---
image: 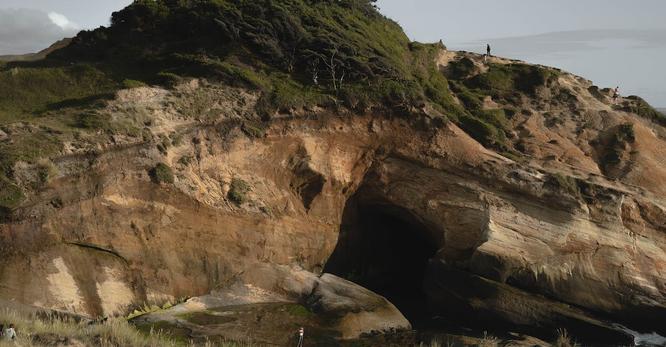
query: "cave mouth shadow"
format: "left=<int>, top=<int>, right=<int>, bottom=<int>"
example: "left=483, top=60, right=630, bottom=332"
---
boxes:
left=324, top=194, right=439, bottom=327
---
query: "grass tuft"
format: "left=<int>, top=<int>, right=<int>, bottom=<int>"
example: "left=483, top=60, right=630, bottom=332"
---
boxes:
left=228, top=178, right=250, bottom=205
left=0, top=175, right=24, bottom=211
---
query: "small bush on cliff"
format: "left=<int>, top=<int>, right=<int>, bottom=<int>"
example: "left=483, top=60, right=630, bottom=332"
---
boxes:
left=548, top=173, right=580, bottom=197
left=447, top=57, right=477, bottom=80
left=149, top=163, right=174, bottom=184
left=228, top=178, right=250, bottom=205
left=0, top=175, right=24, bottom=211
left=621, top=96, right=666, bottom=126
left=122, top=79, right=147, bottom=89
left=616, top=123, right=635, bottom=144
left=601, top=123, right=635, bottom=168
left=467, top=63, right=559, bottom=98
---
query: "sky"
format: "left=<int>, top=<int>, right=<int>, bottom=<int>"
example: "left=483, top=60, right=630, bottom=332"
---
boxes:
left=0, top=0, right=664, bottom=106
left=378, top=0, right=666, bottom=106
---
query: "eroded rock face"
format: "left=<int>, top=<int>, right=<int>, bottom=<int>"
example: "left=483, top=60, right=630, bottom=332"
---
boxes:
left=1, top=71, right=665, bottom=343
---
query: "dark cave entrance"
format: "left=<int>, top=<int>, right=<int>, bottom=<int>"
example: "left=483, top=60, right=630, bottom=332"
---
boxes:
left=324, top=194, right=439, bottom=327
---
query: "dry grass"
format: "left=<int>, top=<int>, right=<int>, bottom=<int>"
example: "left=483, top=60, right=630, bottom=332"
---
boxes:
left=478, top=331, right=499, bottom=347
left=0, top=308, right=257, bottom=347
left=554, top=328, right=578, bottom=347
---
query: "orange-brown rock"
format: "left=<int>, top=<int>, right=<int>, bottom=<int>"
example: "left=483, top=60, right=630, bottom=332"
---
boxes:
left=1, top=57, right=665, bottom=342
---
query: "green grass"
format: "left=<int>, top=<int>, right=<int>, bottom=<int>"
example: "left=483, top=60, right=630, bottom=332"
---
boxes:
left=446, top=57, right=477, bottom=80
left=123, top=79, right=148, bottom=89
left=0, top=64, right=117, bottom=124
left=149, top=163, right=175, bottom=184
left=466, top=63, right=559, bottom=98
left=46, top=0, right=459, bottom=116
left=241, top=121, right=267, bottom=138
left=285, top=304, right=314, bottom=318
left=0, top=308, right=181, bottom=347
left=0, top=129, right=63, bottom=176
left=621, top=96, right=666, bottom=126
left=0, top=0, right=588, bottom=197
left=177, top=311, right=236, bottom=325
left=446, top=79, right=511, bottom=147
left=228, top=178, right=250, bottom=205
left=0, top=175, right=24, bottom=211
left=548, top=173, right=580, bottom=197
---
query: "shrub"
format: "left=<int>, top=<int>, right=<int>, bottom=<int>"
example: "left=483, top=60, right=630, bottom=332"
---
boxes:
left=616, top=123, right=635, bottom=143
left=36, top=159, right=58, bottom=186
left=149, top=163, right=174, bottom=184
left=44, top=0, right=464, bottom=117
left=122, top=79, right=147, bottom=89
left=156, top=72, right=181, bottom=87
left=458, top=113, right=506, bottom=148
left=228, top=178, right=250, bottom=205
left=475, top=109, right=508, bottom=129
left=600, top=123, right=635, bottom=169
left=622, top=96, right=666, bottom=126
left=0, top=175, right=24, bottom=211
left=177, top=155, right=193, bottom=166
left=446, top=57, right=477, bottom=80
left=548, top=173, right=580, bottom=197
left=467, top=63, right=558, bottom=97
left=241, top=121, right=266, bottom=138
left=456, top=88, right=484, bottom=110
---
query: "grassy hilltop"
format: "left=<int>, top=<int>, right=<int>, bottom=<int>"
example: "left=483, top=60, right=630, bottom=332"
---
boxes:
left=0, top=0, right=662, bottom=217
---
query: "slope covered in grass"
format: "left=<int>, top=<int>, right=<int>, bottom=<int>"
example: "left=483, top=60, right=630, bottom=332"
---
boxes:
left=1, top=0, right=657, bottom=215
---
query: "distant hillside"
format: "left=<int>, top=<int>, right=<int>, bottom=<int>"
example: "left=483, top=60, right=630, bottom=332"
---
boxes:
left=0, top=38, right=72, bottom=62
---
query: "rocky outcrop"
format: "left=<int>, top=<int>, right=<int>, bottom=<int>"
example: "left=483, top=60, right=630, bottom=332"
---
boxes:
left=132, top=264, right=409, bottom=340
left=1, top=56, right=666, bottom=344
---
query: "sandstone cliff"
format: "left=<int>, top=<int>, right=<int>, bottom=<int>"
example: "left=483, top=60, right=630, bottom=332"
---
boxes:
left=0, top=1, right=665, bottom=345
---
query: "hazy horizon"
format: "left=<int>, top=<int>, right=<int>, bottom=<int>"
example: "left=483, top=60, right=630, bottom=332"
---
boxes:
left=0, top=0, right=664, bottom=106
left=377, top=0, right=666, bottom=107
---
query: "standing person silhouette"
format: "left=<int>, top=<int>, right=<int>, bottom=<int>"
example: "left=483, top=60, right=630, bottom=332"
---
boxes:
left=612, top=86, right=620, bottom=104
left=297, top=327, right=305, bottom=347
left=485, top=44, right=491, bottom=63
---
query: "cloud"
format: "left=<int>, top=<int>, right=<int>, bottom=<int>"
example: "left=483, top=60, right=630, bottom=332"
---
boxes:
left=0, top=8, right=79, bottom=55
left=48, top=12, right=79, bottom=31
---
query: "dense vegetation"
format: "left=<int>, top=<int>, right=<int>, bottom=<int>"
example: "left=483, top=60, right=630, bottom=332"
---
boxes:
left=48, top=0, right=445, bottom=114
left=444, top=60, right=560, bottom=148
left=0, top=0, right=644, bottom=213
left=620, top=96, right=666, bottom=126
left=149, top=163, right=175, bottom=184
left=0, top=0, right=459, bottom=211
